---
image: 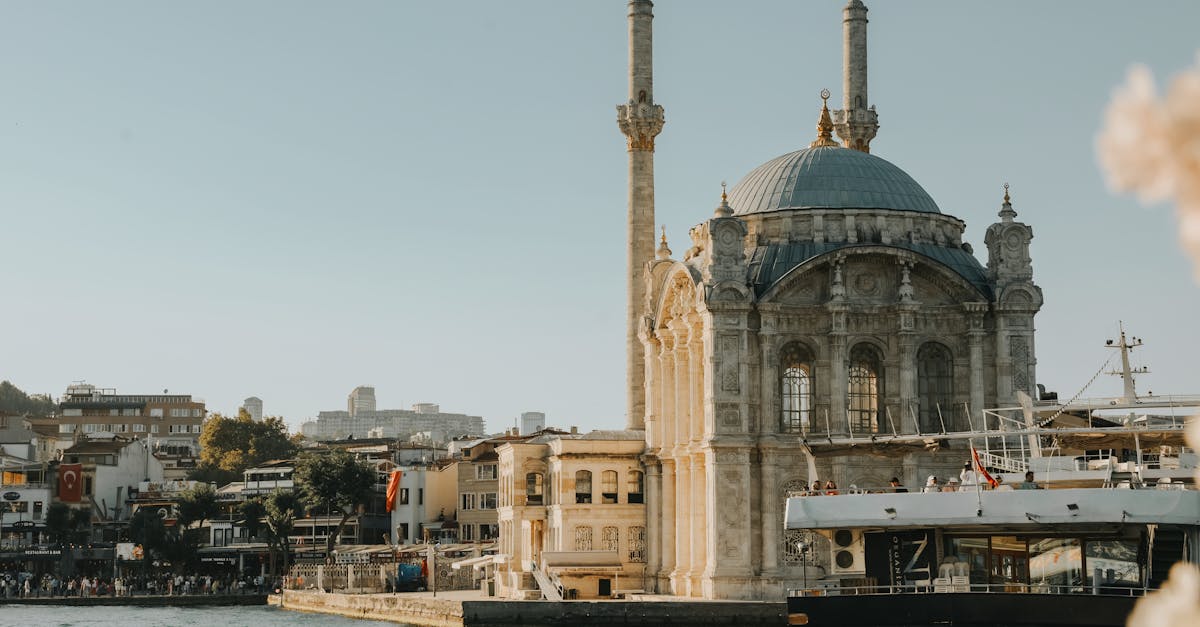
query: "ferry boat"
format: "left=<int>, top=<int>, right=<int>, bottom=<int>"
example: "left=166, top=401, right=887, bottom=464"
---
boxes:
left=783, top=328, right=1199, bottom=627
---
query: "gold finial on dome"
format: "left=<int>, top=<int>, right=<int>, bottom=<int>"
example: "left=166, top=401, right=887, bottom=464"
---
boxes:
left=657, top=225, right=672, bottom=260
left=810, top=89, right=839, bottom=148
left=715, top=181, right=733, bottom=217
left=1003, top=182, right=1011, bottom=204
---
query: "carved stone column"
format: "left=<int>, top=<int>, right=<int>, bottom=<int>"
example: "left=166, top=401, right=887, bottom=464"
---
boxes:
left=964, top=303, right=988, bottom=430
left=659, top=457, right=676, bottom=586
left=671, top=457, right=691, bottom=593
left=656, top=330, right=676, bottom=449
left=642, top=333, right=661, bottom=450
left=759, top=449, right=781, bottom=575
left=688, top=314, right=705, bottom=442
left=645, top=460, right=663, bottom=589
left=690, top=452, right=707, bottom=596
left=758, top=318, right=778, bottom=435
left=671, top=321, right=692, bottom=444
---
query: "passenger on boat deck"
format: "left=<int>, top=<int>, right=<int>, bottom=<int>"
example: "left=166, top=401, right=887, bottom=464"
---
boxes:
left=947, top=477, right=961, bottom=491
left=811, top=480, right=823, bottom=495
left=824, top=480, right=839, bottom=495
left=959, top=462, right=978, bottom=490
left=922, top=476, right=941, bottom=493
left=994, top=476, right=1014, bottom=491
left=1017, top=471, right=1040, bottom=490
left=889, top=477, right=908, bottom=493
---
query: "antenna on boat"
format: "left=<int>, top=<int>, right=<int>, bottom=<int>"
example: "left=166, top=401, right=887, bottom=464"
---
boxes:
left=1105, top=321, right=1150, bottom=403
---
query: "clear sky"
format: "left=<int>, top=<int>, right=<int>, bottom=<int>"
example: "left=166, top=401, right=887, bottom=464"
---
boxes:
left=2, top=1, right=1198, bottom=433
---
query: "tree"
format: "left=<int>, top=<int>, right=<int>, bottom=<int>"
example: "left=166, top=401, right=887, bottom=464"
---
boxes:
left=264, top=489, right=303, bottom=575
left=45, top=503, right=72, bottom=544
left=127, top=507, right=167, bottom=569
left=191, top=410, right=299, bottom=483
left=294, top=449, right=375, bottom=554
left=176, top=483, right=220, bottom=539
left=238, top=497, right=266, bottom=542
left=0, top=381, right=56, bottom=415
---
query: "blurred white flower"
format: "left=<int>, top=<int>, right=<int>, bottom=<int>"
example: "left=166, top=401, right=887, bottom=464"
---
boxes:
left=1098, top=55, right=1200, bottom=280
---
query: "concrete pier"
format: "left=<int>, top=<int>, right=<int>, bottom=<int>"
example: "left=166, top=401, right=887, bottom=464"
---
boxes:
left=276, top=590, right=786, bottom=626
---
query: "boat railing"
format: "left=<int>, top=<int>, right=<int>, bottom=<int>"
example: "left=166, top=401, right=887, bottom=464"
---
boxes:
left=787, top=582, right=1151, bottom=598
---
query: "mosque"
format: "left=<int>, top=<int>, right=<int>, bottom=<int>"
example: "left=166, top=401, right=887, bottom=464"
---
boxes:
left=619, top=0, right=1043, bottom=599
left=495, top=0, right=1045, bottom=602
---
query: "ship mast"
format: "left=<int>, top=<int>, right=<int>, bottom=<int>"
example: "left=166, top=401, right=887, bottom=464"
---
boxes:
left=1106, top=322, right=1149, bottom=403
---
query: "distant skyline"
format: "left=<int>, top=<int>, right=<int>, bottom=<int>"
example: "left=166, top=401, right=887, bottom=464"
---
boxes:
left=3, top=1, right=1199, bottom=433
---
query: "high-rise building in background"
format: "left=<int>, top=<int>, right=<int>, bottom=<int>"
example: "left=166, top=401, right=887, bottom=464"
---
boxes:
left=347, top=386, right=377, bottom=417
left=300, top=387, right=484, bottom=442
left=241, top=396, right=264, bottom=422
left=519, top=411, right=545, bottom=435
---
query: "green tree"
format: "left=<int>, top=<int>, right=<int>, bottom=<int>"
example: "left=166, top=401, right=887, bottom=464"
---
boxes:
left=127, top=507, right=167, bottom=568
left=45, top=502, right=72, bottom=544
left=176, top=483, right=220, bottom=540
left=238, top=497, right=266, bottom=542
left=264, top=489, right=303, bottom=575
left=191, top=410, right=298, bottom=483
left=0, top=381, right=56, bottom=415
left=294, top=449, right=375, bottom=554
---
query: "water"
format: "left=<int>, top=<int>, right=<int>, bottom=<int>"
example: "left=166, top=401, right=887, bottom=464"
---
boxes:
left=0, top=604, right=405, bottom=627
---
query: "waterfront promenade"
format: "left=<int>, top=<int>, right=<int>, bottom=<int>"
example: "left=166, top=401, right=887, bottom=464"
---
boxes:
left=274, top=589, right=786, bottom=626
left=1, top=592, right=268, bottom=607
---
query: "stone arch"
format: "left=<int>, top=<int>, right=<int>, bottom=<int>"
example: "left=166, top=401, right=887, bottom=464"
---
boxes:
left=653, top=264, right=702, bottom=331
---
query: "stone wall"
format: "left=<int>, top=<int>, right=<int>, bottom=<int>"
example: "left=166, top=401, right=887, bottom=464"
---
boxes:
left=278, top=590, right=786, bottom=626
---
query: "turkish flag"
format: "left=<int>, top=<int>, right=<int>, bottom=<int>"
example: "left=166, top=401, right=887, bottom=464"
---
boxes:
left=385, top=470, right=403, bottom=512
left=59, top=463, right=83, bottom=503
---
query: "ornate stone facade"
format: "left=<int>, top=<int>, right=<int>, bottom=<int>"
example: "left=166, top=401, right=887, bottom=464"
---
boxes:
left=627, top=1, right=1043, bottom=601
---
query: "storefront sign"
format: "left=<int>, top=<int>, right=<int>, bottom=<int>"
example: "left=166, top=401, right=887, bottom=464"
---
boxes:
left=24, top=548, right=61, bottom=556
left=2, top=492, right=19, bottom=501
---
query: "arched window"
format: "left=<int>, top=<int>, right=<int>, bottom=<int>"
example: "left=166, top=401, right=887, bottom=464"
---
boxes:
left=601, top=470, right=619, bottom=504
left=526, top=472, right=544, bottom=505
left=627, top=470, right=644, bottom=504
left=575, top=470, right=592, bottom=504
left=848, top=344, right=883, bottom=433
left=917, top=342, right=954, bottom=433
left=781, top=343, right=815, bottom=433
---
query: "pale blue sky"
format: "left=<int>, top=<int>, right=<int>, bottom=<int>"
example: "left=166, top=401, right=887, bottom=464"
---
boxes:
left=2, top=1, right=1198, bottom=433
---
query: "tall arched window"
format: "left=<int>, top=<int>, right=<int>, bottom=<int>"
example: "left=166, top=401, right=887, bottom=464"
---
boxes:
left=917, top=342, right=954, bottom=433
left=627, top=470, right=644, bottom=504
left=575, top=470, right=592, bottom=504
left=781, top=343, right=815, bottom=433
left=526, top=472, right=544, bottom=505
left=601, top=470, right=619, bottom=504
left=848, top=344, right=883, bottom=433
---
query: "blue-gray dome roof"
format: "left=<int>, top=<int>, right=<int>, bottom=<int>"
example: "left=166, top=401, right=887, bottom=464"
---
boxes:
left=727, top=146, right=941, bottom=215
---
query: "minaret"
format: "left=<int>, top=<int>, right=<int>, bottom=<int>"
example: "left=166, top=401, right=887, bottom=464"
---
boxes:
left=832, top=0, right=879, bottom=152
left=617, top=0, right=664, bottom=431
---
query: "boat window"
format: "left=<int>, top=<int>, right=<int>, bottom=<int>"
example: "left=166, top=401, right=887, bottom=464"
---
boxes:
left=1029, top=537, right=1083, bottom=593
left=1083, top=539, right=1140, bottom=590
left=989, top=536, right=1029, bottom=589
left=942, top=537, right=989, bottom=585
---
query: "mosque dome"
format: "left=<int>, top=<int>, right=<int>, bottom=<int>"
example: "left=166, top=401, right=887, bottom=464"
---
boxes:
left=726, top=145, right=941, bottom=215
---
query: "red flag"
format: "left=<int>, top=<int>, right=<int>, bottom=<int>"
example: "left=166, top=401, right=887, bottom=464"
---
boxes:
left=59, top=463, right=83, bottom=503
left=385, top=470, right=403, bottom=512
left=971, top=447, right=999, bottom=489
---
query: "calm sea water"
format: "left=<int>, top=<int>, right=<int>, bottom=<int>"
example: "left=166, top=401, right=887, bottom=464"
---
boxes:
left=0, top=604, right=407, bottom=627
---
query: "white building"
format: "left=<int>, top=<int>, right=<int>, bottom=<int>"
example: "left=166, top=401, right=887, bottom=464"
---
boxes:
left=62, top=435, right=165, bottom=522
left=242, top=397, right=264, bottom=422
left=389, top=462, right=457, bottom=545
left=495, top=431, right=646, bottom=600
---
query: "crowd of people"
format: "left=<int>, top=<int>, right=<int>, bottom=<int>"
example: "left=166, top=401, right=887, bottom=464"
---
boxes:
left=0, top=570, right=278, bottom=598
left=802, top=463, right=1044, bottom=496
